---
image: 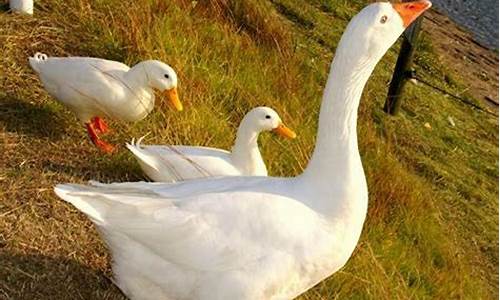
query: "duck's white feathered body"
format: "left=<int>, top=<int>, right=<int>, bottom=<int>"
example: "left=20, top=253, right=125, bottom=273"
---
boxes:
left=29, top=55, right=154, bottom=123
left=29, top=53, right=180, bottom=152
left=9, top=0, right=33, bottom=14
left=54, top=1, right=431, bottom=298
left=127, top=142, right=242, bottom=182
left=127, top=107, right=296, bottom=182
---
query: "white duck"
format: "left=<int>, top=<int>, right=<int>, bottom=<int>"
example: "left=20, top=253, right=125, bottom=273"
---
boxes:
left=9, top=0, right=33, bottom=14
left=54, top=1, right=431, bottom=299
left=127, top=107, right=296, bottom=182
left=29, top=53, right=182, bottom=152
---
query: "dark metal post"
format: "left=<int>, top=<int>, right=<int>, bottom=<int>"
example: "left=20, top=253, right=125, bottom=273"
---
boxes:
left=384, top=13, right=425, bottom=115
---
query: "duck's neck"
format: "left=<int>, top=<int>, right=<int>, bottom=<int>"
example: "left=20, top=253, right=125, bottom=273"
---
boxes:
left=230, top=121, right=266, bottom=175
left=124, top=62, right=153, bottom=92
left=300, top=44, right=379, bottom=216
left=121, top=63, right=156, bottom=116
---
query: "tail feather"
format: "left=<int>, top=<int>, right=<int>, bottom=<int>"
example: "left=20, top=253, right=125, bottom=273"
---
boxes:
left=29, top=52, right=48, bottom=73
left=126, top=137, right=187, bottom=182
left=54, top=183, right=173, bottom=227
left=54, top=184, right=110, bottom=225
left=126, top=137, right=165, bottom=176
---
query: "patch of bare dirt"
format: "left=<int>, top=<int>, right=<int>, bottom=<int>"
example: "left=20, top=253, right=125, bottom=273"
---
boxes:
left=423, top=10, right=499, bottom=110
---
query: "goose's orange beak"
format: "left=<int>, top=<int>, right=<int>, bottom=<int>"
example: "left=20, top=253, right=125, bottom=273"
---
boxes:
left=164, top=87, right=183, bottom=111
left=392, top=0, right=432, bottom=28
left=272, top=123, right=297, bottom=139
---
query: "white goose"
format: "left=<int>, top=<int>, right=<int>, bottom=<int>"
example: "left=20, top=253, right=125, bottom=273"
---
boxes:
left=127, top=107, right=296, bottom=182
left=9, top=0, right=33, bottom=14
left=54, top=1, right=431, bottom=299
left=29, top=54, right=182, bottom=152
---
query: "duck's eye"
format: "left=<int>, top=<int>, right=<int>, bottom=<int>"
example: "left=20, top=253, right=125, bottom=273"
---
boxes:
left=164, top=74, right=170, bottom=79
left=265, top=115, right=271, bottom=119
left=380, top=15, right=388, bottom=24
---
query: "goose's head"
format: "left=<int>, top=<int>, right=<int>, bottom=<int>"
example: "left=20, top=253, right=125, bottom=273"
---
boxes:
left=339, top=0, right=431, bottom=63
left=243, top=107, right=296, bottom=139
left=142, top=60, right=183, bottom=111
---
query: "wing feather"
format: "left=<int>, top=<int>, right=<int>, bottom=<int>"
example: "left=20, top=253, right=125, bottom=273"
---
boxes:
left=55, top=181, right=329, bottom=273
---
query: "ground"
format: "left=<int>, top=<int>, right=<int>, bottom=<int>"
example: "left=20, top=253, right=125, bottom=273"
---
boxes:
left=423, top=10, right=498, bottom=109
left=0, top=0, right=498, bottom=299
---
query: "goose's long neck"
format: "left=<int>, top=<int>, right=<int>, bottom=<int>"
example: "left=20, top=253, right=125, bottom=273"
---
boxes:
left=300, top=37, right=380, bottom=217
left=305, top=55, right=376, bottom=174
left=230, top=120, right=265, bottom=174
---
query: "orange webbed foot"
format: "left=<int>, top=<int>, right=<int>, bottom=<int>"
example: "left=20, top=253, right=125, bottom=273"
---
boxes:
left=86, top=121, right=115, bottom=154
left=91, top=116, right=110, bottom=134
left=94, top=139, right=115, bottom=153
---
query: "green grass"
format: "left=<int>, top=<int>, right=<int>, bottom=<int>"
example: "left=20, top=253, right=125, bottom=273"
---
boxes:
left=0, top=0, right=498, bottom=299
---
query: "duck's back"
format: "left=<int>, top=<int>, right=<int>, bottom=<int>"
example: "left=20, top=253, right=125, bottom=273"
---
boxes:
left=9, top=0, right=33, bottom=14
left=30, top=56, right=132, bottom=122
left=127, top=144, right=242, bottom=182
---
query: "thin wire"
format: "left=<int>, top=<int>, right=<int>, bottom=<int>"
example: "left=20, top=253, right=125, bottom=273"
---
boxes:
left=409, top=72, right=498, bottom=117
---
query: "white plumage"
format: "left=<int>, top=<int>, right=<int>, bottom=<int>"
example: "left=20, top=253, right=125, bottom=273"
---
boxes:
left=29, top=53, right=182, bottom=152
left=127, top=107, right=296, bottom=182
left=9, top=0, right=33, bottom=14
left=54, top=1, right=431, bottom=299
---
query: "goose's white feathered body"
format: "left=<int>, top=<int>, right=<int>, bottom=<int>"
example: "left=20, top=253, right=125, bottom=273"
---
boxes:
left=56, top=176, right=363, bottom=300
left=29, top=54, right=179, bottom=123
left=127, top=107, right=295, bottom=182
left=54, top=1, right=431, bottom=299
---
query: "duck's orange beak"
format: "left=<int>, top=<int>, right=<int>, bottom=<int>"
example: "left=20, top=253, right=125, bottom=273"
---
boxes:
left=272, top=123, right=297, bottom=139
left=164, top=87, right=183, bottom=111
left=392, top=0, right=432, bottom=28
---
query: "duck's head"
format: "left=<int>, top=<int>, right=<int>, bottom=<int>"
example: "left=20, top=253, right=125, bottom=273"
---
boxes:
left=142, top=60, right=183, bottom=111
left=338, top=0, right=431, bottom=63
left=243, top=107, right=296, bottom=139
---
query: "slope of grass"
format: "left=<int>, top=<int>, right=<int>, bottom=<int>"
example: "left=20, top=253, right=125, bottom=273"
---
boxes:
left=0, top=0, right=497, bottom=299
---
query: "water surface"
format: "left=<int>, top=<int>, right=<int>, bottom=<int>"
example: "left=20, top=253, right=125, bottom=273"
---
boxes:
left=432, top=0, right=499, bottom=49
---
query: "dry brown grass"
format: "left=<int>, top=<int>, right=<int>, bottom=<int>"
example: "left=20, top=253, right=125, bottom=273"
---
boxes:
left=184, top=0, right=292, bottom=53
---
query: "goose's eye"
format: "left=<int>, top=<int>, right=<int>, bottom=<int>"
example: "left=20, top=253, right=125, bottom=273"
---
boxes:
left=380, top=15, right=388, bottom=24
left=265, top=115, right=271, bottom=119
left=164, top=74, right=170, bottom=79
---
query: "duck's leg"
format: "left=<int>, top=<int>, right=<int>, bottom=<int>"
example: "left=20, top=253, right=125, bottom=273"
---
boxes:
left=91, top=116, right=109, bottom=134
left=85, top=122, right=115, bottom=153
